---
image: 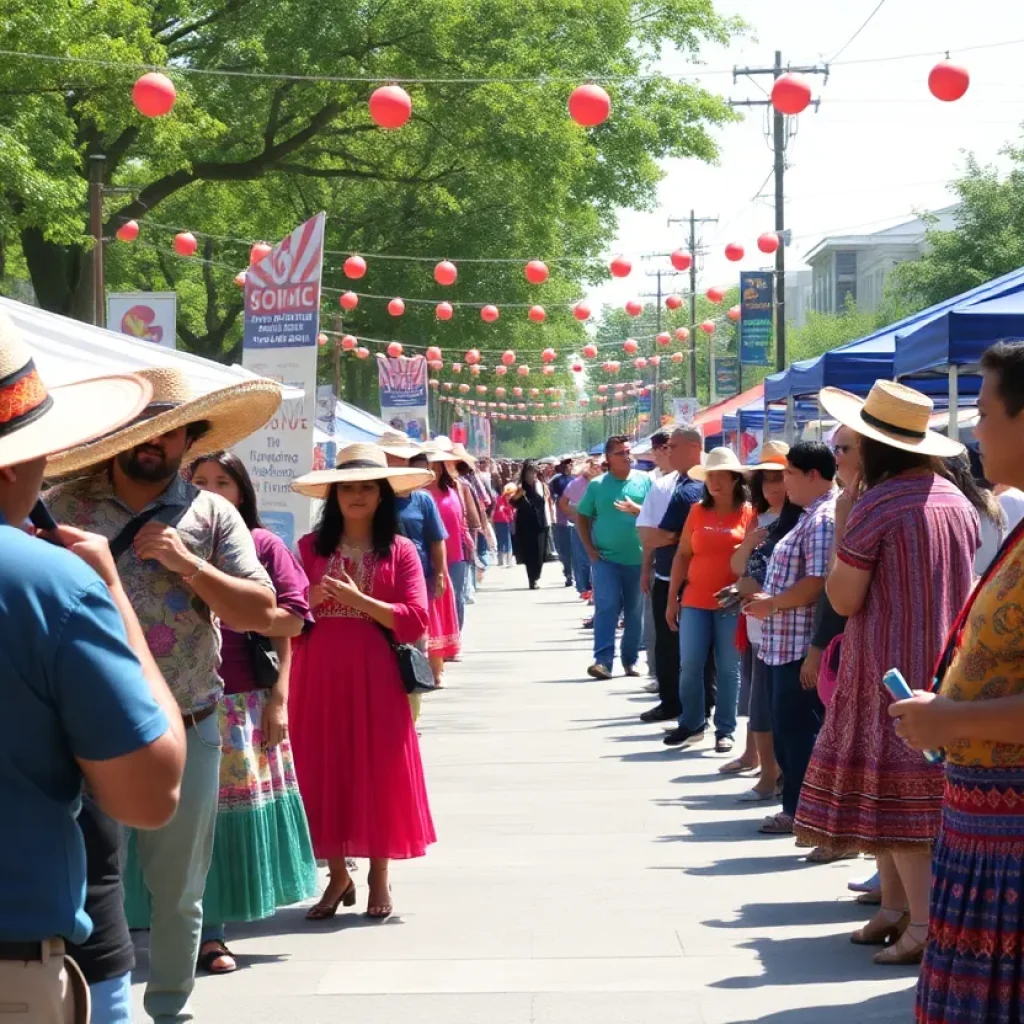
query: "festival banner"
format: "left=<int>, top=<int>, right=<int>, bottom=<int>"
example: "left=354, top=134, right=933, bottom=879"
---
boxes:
left=715, top=356, right=740, bottom=397
left=239, top=213, right=325, bottom=549
left=468, top=414, right=492, bottom=456
left=376, top=354, right=430, bottom=441
left=739, top=271, right=774, bottom=366
left=671, top=397, right=700, bottom=425
left=107, top=292, right=177, bottom=349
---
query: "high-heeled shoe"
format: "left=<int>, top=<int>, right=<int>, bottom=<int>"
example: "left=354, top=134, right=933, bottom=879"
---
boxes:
left=305, top=880, right=356, bottom=920
left=367, top=880, right=393, bottom=919
left=850, top=910, right=909, bottom=946
left=873, top=924, right=928, bottom=965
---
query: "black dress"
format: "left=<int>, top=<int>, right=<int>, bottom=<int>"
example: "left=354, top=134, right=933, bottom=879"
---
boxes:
left=512, top=486, right=549, bottom=588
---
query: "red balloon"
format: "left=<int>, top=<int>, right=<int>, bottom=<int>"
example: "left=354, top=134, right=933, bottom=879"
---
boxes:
left=929, top=61, right=970, bottom=102
left=582, top=343, right=598, bottom=359
left=250, top=242, right=272, bottom=265
left=573, top=301, right=591, bottom=321
left=541, top=348, right=556, bottom=363
left=481, top=305, right=500, bottom=323
left=525, top=260, right=549, bottom=284
left=728, top=305, right=741, bottom=322
left=387, top=297, right=405, bottom=317
left=344, top=255, right=367, bottom=279
left=436, top=301, right=454, bottom=321
left=465, top=349, right=481, bottom=365
left=623, top=338, right=639, bottom=355
left=173, top=232, right=197, bottom=257
left=339, top=291, right=359, bottom=311
left=470, top=364, right=481, bottom=376
left=501, top=350, right=516, bottom=366
left=429, top=378, right=440, bottom=387
left=342, top=334, right=357, bottom=351
left=426, top=345, right=442, bottom=361
left=496, top=387, right=506, bottom=396
left=609, top=256, right=632, bottom=278
left=634, top=357, right=647, bottom=369
left=757, top=232, right=780, bottom=254
left=598, top=384, right=608, bottom=393
left=670, top=250, right=692, bottom=272
left=625, top=300, right=643, bottom=317
left=452, top=363, right=462, bottom=373
left=528, top=305, right=546, bottom=323
left=116, top=220, right=139, bottom=243
left=476, top=385, right=488, bottom=395
left=434, top=260, right=457, bottom=286
left=649, top=355, right=661, bottom=366
left=568, top=84, right=611, bottom=127
left=665, top=294, right=682, bottom=311
left=517, top=365, right=530, bottom=377
left=387, top=342, right=403, bottom=358
left=459, top=383, right=470, bottom=393
left=656, top=332, right=671, bottom=347
left=513, top=387, right=523, bottom=397
left=724, top=243, right=744, bottom=262
left=369, top=85, right=412, bottom=129
left=132, top=73, right=176, bottom=117
left=542, top=365, right=554, bottom=375
left=675, top=327, right=690, bottom=341
left=495, top=365, right=508, bottom=376
left=428, top=360, right=444, bottom=371
left=771, top=73, right=812, bottom=116
left=700, top=320, right=716, bottom=335
left=670, top=351, right=684, bottom=363
left=233, top=271, right=247, bottom=288
left=579, top=395, right=589, bottom=404
left=530, top=388, right=540, bottom=397
left=356, top=347, right=370, bottom=359
left=317, top=333, right=328, bottom=347
left=571, top=362, right=583, bottom=373
left=706, top=286, right=725, bottom=304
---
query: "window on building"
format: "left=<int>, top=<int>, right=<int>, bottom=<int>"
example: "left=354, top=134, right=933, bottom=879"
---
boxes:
left=835, top=251, right=857, bottom=308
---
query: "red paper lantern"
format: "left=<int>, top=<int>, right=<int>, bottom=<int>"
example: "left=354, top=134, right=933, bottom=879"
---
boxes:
left=609, top=256, right=632, bottom=278
left=700, top=320, right=716, bottom=334
left=115, top=220, right=139, bottom=243
left=649, top=355, right=661, bottom=367
left=476, top=385, right=488, bottom=394
left=369, top=85, right=412, bottom=129
left=173, top=232, right=197, bottom=257
left=573, top=301, right=591, bottom=321
left=132, top=73, right=176, bottom=117
left=528, top=305, right=546, bottom=323
left=675, top=327, right=690, bottom=342
left=571, top=362, right=583, bottom=373
left=541, top=348, right=556, bottom=363
left=728, top=305, right=741, bottom=322
left=579, top=396, right=589, bottom=405
left=341, top=334, right=357, bottom=351
left=356, top=347, right=370, bottom=359
left=470, top=364, right=481, bottom=376
left=501, top=350, right=516, bottom=366
left=568, top=83, right=611, bottom=127
left=436, top=301, right=454, bottom=321
left=434, top=260, right=457, bottom=286
left=339, top=291, right=359, bottom=311
left=771, top=73, right=812, bottom=116
left=465, top=349, right=481, bottom=365
left=724, top=243, right=744, bottom=263
left=670, top=250, right=692, bottom=272
left=608, top=360, right=621, bottom=373
left=513, top=387, right=523, bottom=397
left=459, top=383, right=470, bottom=393
left=623, top=338, right=639, bottom=355
left=525, top=260, right=549, bottom=284
left=656, top=332, right=671, bottom=347
left=634, top=357, right=647, bottom=369
left=530, top=388, right=540, bottom=397
left=517, top=365, right=530, bottom=377
left=670, top=351, right=684, bottom=363
left=706, top=286, right=725, bottom=304
left=250, top=242, right=272, bottom=265
left=625, top=300, right=643, bottom=317
left=495, top=365, right=508, bottom=376
left=344, top=255, right=367, bottom=279
left=317, top=333, right=328, bottom=347
left=496, top=387, right=506, bottom=396
left=426, top=345, right=442, bottom=361
left=387, top=297, right=405, bottom=317
left=452, top=363, right=462, bottom=373
left=481, top=305, right=500, bottom=323
left=582, top=343, right=598, bottom=359
left=233, top=271, right=247, bottom=288
left=429, top=379, right=440, bottom=388
left=665, top=294, right=682, bottom=311
left=757, top=232, right=780, bottom=254
left=443, top=382, right=453, bottom=390
left=387, top=342, right=403, bottom=358
left=542, top=365, right=554, bottom=375
left=928, top=61, right=970, bottom=102
left=428, top=360, right=444, bottom=371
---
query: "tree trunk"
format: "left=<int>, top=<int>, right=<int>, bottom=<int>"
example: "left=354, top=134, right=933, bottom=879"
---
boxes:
left=20, top=227, right=93, bottom=321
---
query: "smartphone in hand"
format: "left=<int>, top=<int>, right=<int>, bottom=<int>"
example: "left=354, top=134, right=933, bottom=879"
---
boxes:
left=29, top=499, right=64, bottom=547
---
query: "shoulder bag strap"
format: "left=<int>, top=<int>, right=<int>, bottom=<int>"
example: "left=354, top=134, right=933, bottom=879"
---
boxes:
left=109, top=505, right=177, bottom=561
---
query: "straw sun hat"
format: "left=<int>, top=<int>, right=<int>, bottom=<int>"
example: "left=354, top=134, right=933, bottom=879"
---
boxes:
left=45, top=365, right=283, bottom=478
left=420, top=437, right=476, bottom=466
left=689, top=446, right=746, bottom=482
left=0, top=310, right=151, bottom=470
left=819, top=380, right=964, bottom=458
left=376, top=429, right=422, bottom=460
left=291, top=443, right=434, bottom=499
left=742, top=440, right=790, bottom=473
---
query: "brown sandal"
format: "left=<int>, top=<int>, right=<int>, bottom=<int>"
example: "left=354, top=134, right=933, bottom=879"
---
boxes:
left=873, top=924, right=927, bottom=965
left=306, top=879, right=356, bottom=920
left=851, top=910, right=909, bottom=946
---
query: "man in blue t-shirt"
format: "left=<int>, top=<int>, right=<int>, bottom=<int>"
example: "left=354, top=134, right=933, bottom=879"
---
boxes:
left=0, top=315, right=185, bottom=1023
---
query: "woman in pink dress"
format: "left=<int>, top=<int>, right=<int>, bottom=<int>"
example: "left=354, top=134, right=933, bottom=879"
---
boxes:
left=423, top=448, right=471, bottom=632
left=289, top=444, right=437, bottom=920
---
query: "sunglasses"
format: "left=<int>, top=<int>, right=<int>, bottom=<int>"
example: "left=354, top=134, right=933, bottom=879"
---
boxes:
left=832, top=444, right=852, bottom=455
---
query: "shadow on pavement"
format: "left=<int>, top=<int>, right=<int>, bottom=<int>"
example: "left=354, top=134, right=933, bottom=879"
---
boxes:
left=675, top=855, right=811, bottom=876
left=704, top=898, right=873, bottom=929
left=733, top=987, right=915, bottom=1023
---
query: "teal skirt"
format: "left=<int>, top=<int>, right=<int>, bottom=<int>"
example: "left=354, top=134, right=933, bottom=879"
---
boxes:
left=124, top=689, right=318, bottom=927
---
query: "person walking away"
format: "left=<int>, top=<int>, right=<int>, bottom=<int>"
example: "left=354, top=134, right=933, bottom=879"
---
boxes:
left=548, top=457, right=575, bottom=587
left=793, top=382, right=977, bottom=966
left=635, top=428, right=704, bottom=722
left=741, top=442, right=837, bottom=837
left=890, top=341, right=1024, bottom=1021
left=0, top=315, right=185, bottom=1024
left=424, top=446, right=471, bottom=634
left=492, top=484, right=516, bottom=566
left=559, top=458, right=600, bottom=614
left=664, top=448, right=754, bottom=749
left=576, top=436, right=652, bottom=679
left=289, top=445, right=436, bottom=920
left=44, top=366, right=281, bottom=1023
left=510, top=461, right=551, bottom=590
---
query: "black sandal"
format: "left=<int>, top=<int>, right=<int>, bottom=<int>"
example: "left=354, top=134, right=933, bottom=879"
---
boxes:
left=197, top=939, right=237, bottom=975
left=306, top=879, right=356, bottom=920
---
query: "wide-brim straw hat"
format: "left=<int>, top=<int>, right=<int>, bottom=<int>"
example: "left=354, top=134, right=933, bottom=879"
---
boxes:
left=291, top=442, right=434, bottom=499
left=0, top=310, right=152, bottom=470
left=689, top=446, right=746, bottom=482
left=741, top=440, right=790, bottom=473
left=420, top=437, right=467, bottom=464
left=376, top=429, right=422, bottom=460
left=45, top=365, right=283, bottom=477
left=819, top=381, right=964, bottom=458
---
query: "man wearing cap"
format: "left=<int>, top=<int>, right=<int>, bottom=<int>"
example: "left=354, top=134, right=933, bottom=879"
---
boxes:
left=0, top=313, right=186, bottom=1023
left=44, top=367, right=281, bottom=1023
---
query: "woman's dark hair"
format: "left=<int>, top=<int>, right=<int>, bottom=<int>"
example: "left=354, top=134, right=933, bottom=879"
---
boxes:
left=409, top=453, right=429, bottom=469
left=456, top=460, right=474, bottom=476
left=749, top=469, right=785, bottom=515
left=313, top=479, right=398, bottom=558
left=942, top=451, right=1004, bottom=526
left=981, top=340, right=1024, bottom=417
left=433, top=461, right=456, bottom=491
left=860, top=435, right=938, bottom=489
left=701, top=472, right=748, bottom=509
left=190, top=450, right=262, bottom=530
left=520, top=461, right=538, bottom=484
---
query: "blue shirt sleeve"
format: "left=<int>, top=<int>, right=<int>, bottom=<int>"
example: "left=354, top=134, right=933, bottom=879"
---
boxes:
left=52, top=580, right=169, bottom=762
left=421, top=492, right=448, bottom=543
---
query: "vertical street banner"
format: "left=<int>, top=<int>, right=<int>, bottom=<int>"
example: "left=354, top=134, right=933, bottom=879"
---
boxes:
left=376, top=354, right=430, bottom=441
left=107, top=292, right=177, bottom=349
left=239, top=212, right=325, bottom=549
left=739, top=271, right=774, bottom=366
left=671, top=397, right=700, bottom=425
left=468, top=414, right=491, bottom=456
left=715, top=356, right=739, bottom=397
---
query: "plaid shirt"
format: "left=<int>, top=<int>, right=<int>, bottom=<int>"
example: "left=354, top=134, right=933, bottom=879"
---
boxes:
left=761, top=490, right=836, bottom=666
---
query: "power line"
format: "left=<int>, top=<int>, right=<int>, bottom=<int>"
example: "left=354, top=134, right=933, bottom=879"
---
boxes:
left=829, top=0, right=889, bottom=63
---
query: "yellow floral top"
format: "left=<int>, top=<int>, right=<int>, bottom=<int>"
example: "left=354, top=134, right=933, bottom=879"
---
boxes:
left=941, top=532, right=1024, bottom=767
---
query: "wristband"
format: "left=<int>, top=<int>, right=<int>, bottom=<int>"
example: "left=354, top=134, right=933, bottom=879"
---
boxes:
left=180, top=556, right=207, bottom=587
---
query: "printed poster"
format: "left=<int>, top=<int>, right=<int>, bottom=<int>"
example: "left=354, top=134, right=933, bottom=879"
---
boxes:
left=671, top=397, right=700, bottom=425
left=739, top=271, right=774, bottom=366
left=376, top=354, right=429, bottom=441
left=107, top=292, right=177, bottom=349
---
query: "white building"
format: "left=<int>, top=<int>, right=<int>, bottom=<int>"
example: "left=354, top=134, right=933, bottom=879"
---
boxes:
left=784, top=269, right=812, bottom=331
left=804, top=205, right=959, bottom=315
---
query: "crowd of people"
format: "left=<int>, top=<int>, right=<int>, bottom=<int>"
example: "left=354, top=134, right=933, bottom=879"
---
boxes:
left=5, top=288, right=1024, bottom=1024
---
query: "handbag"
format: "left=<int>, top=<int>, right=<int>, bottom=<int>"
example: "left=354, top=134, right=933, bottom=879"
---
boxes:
left=377, top=624, right=437, bottom=695
left=244, top=632, right=280, bottom=689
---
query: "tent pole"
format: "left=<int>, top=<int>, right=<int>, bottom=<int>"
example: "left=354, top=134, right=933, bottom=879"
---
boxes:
left=785, top=396, right=795, bottom=444
left=948, top=364, right=959, bottom=444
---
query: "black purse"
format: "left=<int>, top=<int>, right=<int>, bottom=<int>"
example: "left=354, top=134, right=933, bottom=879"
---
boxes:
left=245, top=632, right=280, bottom=689
left=378, top=624, right=436, bottom=694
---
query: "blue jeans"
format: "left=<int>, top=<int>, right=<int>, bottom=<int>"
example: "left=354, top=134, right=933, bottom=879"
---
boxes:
left=552, top=523, right=573, bottom=583
left=448, top=560, right=469, bottom=629
left=591, top=559, right=643, bottom=670
left=89, top=972, right=132, bottom=1024
left=493, top=521, right=512, bottom=558
left=677, top=606, right=741, bottom=737
left=569, top=525, right=592, bottom=595
left=766, top=658, right=824, bottom=817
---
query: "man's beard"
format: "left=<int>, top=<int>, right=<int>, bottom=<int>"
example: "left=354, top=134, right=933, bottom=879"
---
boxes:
left=116, top=444, right=183, bottom=484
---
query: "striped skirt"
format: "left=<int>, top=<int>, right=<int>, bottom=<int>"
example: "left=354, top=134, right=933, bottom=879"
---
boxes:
left=917, top=764, right=1024, bottom=1024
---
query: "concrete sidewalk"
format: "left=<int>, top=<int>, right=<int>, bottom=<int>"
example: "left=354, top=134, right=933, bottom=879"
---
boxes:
left=132, top=566, right=918, bottom=1022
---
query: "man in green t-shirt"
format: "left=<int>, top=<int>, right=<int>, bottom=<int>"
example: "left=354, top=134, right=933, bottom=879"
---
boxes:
left=576, top=435, right=652, bottom=679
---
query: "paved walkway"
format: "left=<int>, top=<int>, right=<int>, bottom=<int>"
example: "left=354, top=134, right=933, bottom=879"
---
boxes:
left=134, top=567, right=919, bottom=1022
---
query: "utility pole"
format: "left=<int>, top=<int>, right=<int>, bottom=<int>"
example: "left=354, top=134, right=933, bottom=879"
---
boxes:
left=668, top=210, right=717, bottom=402
left=640, top=264, right=669, bottom=429
left=88, top=154, right=107, bottom=328
left=731, top=51, right=827, bottom=372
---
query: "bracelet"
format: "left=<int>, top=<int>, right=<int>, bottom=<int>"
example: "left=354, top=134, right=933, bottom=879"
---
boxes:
left=179, top=557, right=207, bottom=587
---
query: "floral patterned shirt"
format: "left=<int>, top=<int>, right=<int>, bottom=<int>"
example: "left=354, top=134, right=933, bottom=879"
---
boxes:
left=45, top=471, right=272, bottom=714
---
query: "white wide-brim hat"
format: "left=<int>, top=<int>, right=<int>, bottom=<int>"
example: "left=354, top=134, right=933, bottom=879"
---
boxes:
left=376, top=429, right=422, bottom=460
left=291, top=443, right=434, bottom=499
left=689, top=446, right=746, bottom=482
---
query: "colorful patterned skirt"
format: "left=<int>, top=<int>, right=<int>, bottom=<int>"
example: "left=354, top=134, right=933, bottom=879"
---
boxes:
left=124, top=689, right=317, bottom=927
left=917, top=764, right=1024, bottom=1024
left=426, top=572, right=460, bottom=659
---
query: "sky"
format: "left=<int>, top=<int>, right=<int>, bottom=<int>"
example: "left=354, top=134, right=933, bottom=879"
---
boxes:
left=587, top=0, right=1024, bottom=312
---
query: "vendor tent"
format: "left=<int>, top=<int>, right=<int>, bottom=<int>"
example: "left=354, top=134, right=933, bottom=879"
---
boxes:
left=692, top=382, right=765, bottom=438
left=328, top=399, right=393, bottom=443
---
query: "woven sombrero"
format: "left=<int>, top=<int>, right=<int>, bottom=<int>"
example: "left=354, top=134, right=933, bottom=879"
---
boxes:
left=0, top=310, right=151, bottom=470
left=376, top=429, right=422, bottom=460
left=291, top=443, right=434, bottom=499
left=45, top=366, right=282, bottom=477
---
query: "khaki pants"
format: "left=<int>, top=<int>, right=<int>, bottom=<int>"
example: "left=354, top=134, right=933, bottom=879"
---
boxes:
left=0, top=940, right=90, bottom=1023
